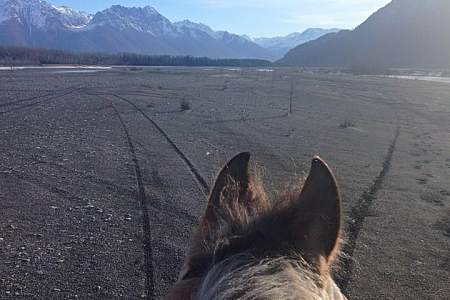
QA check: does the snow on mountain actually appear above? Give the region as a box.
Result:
[91,5,176,37]
[51,5,92,29]
[0,0,271,59]
[0,0,92,29]
[241,35,253,42]
[0,0,50,28]
[254,28,341,59]
[173,20,269,55]
[174,19,217,37]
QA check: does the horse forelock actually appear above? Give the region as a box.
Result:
[204,172,302,247]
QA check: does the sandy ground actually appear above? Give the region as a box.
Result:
[0,67,449,299]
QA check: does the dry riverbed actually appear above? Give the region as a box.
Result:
[0,67,449,299]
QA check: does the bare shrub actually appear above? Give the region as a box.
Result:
[180,99,191,111]
[339,120,356,129]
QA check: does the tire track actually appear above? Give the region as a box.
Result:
[36,160,136,197]
[0,87,81,115]
[0,86,78,108]
[110,104,155,300]
[205,112,288,124]
[0,170,86,204]
[338,125,400,292]
[110,93,210,196]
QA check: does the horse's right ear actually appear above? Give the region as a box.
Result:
[287,156,342,263]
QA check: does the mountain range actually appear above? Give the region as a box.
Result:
[253,28,340,60]
[3,0,446,69]
[0,0,334,61]
[278,0,450,69]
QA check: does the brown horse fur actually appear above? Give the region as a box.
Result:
[167,152,347,300]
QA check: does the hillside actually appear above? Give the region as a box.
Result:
[278,0,450,69]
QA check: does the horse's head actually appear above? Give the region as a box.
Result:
[167,152,346,299]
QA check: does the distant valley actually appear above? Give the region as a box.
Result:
[253,28,340,60]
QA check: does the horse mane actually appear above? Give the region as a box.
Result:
[197,253,344,300]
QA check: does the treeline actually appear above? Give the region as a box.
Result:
[0,46,272,67]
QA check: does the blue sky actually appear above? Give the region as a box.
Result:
[49,0,391,37]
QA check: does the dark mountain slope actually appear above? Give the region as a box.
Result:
[278,0,450,69]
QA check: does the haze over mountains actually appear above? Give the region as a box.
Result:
[0,0,335,61]
[278,0,450,69]
[254,28,340,60]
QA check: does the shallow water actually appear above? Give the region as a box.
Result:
[385,75,450,84]
[0,65,111,71]
[52,70,104,74]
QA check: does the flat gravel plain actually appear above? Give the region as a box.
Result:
[0,67,449,299]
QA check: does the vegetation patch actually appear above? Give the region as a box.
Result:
[180,99,191,111]
[339,120,356,129]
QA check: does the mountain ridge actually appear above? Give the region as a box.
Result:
[278,0,450,69]
[0,0,92,29]
[0,1,273,59]
[0,0,334,60]
[253,28,341,60]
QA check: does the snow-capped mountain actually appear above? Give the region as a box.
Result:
[0,0,91,29]
[0,0,273,59]
[51,5,92,29]
[174,20,218,38]
[174,19,271,59]
[91,5,175,36]
[254,28,341,60]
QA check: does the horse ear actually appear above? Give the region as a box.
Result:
[176,154,251,284]
[203,152,251,227]
[292,156,342,262]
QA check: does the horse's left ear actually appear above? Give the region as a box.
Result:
[293,156,342,262]
[176,153,252,282]
[203,152,251,229]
